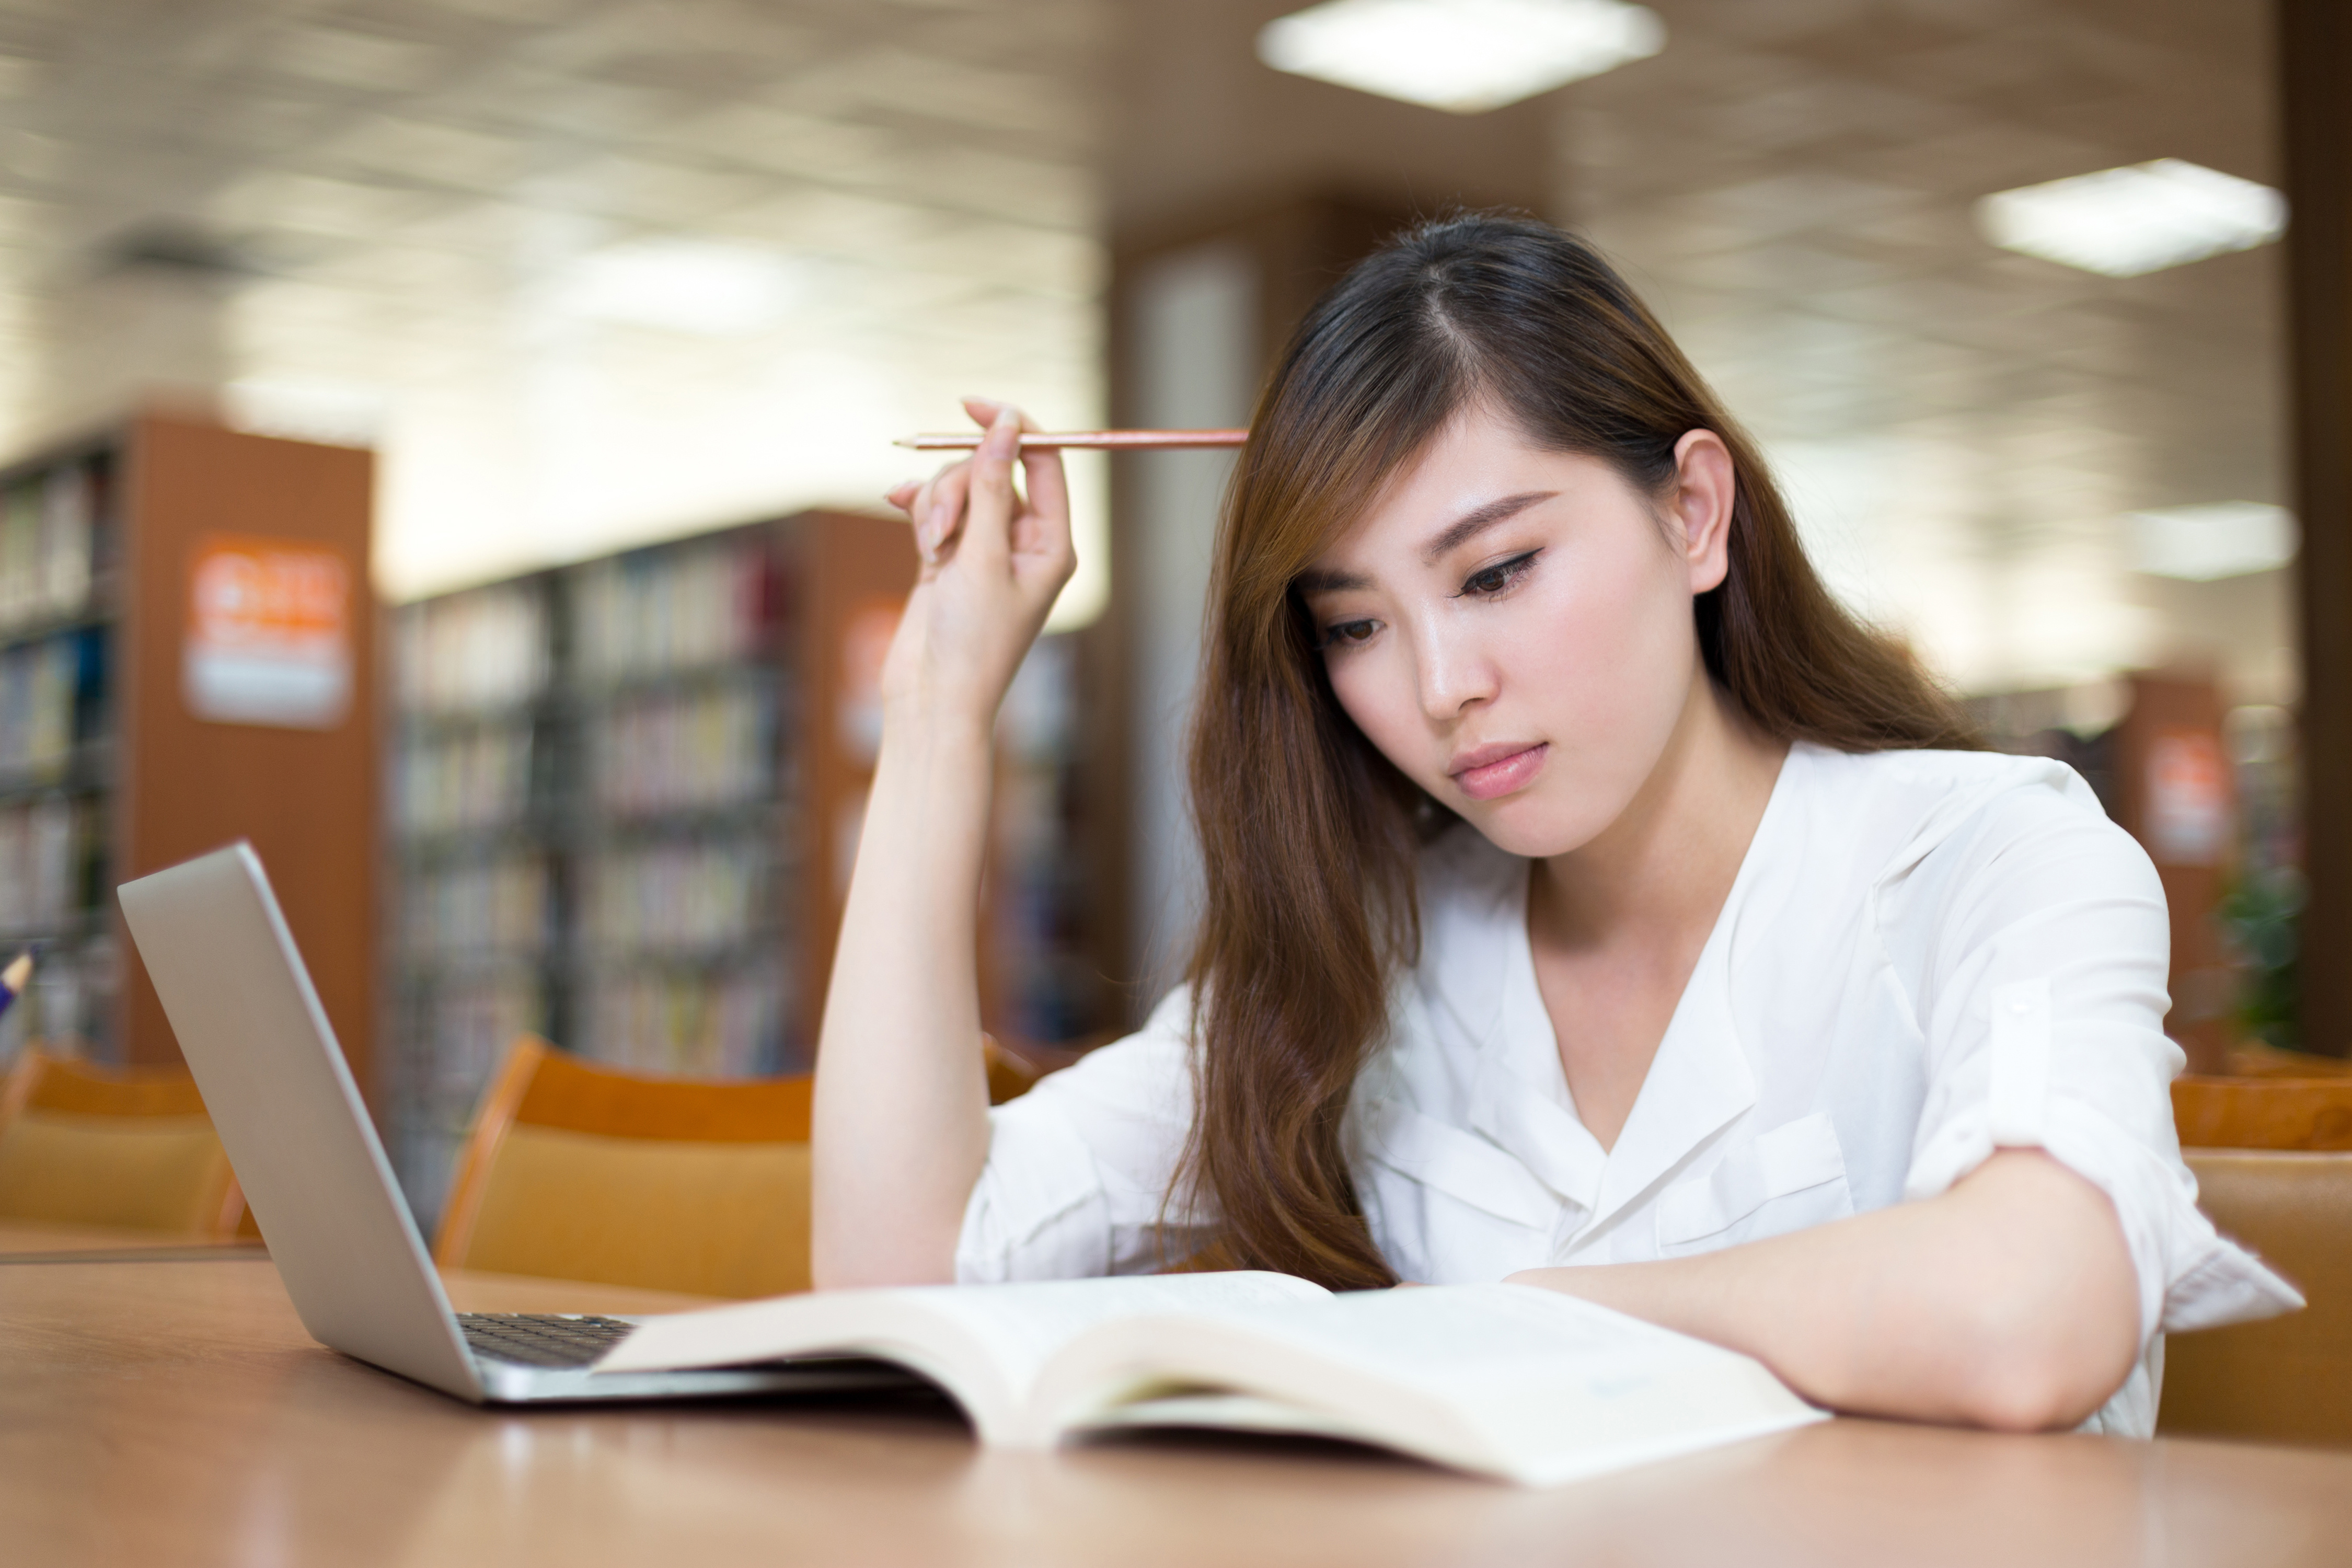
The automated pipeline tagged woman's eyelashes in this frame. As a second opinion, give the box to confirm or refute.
[1313,549,1542,649]
[1455,549,1541,600]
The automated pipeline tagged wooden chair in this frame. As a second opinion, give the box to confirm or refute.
[2172,1075,2352,1152]
[982,1031,1093,1104]
[434,1037,817,1299]
[2159,1069,2352,1444]
[0,1047,247,1236]
[2159,1150,2352,1445]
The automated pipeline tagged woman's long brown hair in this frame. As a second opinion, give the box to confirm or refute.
[1178,214,1976,1289]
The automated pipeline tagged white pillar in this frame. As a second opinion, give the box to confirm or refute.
[1125,241,1258,995]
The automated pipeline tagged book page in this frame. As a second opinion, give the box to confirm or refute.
[897,1272,1330,1406]
[1043,1284,1824,1484]
[598,1270,1327,1441]
[1191,1283,1723,1388]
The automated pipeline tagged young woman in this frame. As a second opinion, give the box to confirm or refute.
[814,214,2295,1435]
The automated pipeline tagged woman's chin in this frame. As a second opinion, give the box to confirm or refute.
[1456,794,1613,862]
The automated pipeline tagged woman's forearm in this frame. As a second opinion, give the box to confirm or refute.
[810,713,997,1287]
[1508,1151,2142,1429]
[810,400,1076,1289]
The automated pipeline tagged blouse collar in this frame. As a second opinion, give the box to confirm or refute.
[1424,742,1809,1239]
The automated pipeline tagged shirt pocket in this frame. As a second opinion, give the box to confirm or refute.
[1655,1111,1855,1255]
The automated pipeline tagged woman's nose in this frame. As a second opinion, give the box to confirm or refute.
[1416,625,1499,720]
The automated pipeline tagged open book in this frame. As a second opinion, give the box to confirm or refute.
[596,1273,1824,1485]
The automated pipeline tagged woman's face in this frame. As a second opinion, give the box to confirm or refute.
[1298,404,1735,860]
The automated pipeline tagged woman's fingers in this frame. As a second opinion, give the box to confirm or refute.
[960,395,1013,430]
[956,397,1070,570]
[884,480,920,514]
[1014,446,1072,567]
[911,398,1072,598]
[920,463,972,564]
[958,408,1020,569]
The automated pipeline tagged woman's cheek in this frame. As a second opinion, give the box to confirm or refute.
[1332,654,1446,795]
[1512,587,1620,724]
[1515,576,1674,773]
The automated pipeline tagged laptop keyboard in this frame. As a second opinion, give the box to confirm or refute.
[457,1313,637,1369]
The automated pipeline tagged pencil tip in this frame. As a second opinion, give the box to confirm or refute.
[891,438,916,448]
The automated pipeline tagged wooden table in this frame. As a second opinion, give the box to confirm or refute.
[0,1218,266,1261]
[6,1253,2350,1568]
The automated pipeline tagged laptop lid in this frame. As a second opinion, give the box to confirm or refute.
[118,843,485,1401]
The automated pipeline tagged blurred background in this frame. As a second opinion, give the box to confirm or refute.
[0,0,2330,1227]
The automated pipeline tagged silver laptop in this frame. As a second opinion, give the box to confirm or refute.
[118,841,906,1404]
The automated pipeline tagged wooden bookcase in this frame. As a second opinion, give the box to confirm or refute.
[2111,672,2238,1074]
[0,411,376,1083]
[384,509,1109,1225]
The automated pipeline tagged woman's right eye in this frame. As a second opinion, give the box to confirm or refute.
[1319,619,1380,650]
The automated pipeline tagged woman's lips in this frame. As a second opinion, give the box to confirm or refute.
[1450,742,1549,801]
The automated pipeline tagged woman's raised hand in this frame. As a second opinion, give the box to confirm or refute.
[880,397,1076,734]
[820,396,1071,1285]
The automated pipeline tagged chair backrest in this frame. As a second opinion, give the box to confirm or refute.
[982,1031,1093,1104]
[433,1037,815,1299]
[2173,1076,2352,1152]
[0,1047,246,1235]
[2158,1150,2352,1445]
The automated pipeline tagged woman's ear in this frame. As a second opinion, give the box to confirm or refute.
[1669,430,1737,594]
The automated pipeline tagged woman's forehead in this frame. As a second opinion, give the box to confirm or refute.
[1305,418,1610,572]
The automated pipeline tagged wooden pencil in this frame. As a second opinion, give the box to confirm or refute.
[894,429,1249,452]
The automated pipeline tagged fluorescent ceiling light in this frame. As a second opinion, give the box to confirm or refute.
[1977,160,2286,278]
[1258,0,1664,114]
[2128,501,2295,581]
[555,240,802,336]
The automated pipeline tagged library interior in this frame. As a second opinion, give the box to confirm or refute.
[5,1,2352,1563]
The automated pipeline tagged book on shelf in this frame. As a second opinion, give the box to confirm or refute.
[396,581,549,716]
[591,683,774,816]
[582,839,768,952]
[0,794,90,932]
[572,536,769,686]
[398,723,534,836]
[577,963,782,1078]
[596,1273,1825,1486]
[415,967,543,1098]
[0,459,98,632]
[403,853,549,957]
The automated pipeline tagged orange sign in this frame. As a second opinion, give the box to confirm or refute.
[183,535,353,729]
[2146,729,2230,867]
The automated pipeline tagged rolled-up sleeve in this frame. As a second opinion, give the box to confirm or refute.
[955,987,1215,1283]
[1898,779,2303,1347]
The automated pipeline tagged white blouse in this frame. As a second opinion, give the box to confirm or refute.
[958,742,2301,1435]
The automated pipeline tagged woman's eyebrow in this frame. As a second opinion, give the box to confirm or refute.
[1420,490,1557,563]
[1297,490,1558,594]
[1295,564,1372,593]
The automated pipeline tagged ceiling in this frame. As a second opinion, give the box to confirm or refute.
[1558,0,2288,703]
[0,0,1111,608]
[0,0,2293,699]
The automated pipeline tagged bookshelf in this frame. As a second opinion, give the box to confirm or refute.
[385,510,1109,1225]
[0,412,376,1081]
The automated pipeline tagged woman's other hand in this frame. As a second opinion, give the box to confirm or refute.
[881,397,1076,733]
[1504,1150,2141,1430]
